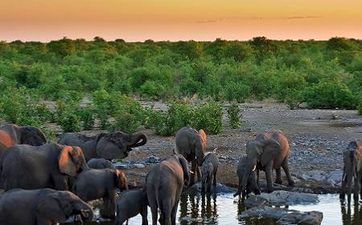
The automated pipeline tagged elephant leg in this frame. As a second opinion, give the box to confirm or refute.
[171,201,179,225]
[275,168,282,185]
[207,180,211,193]
[340,169,347,201]
[150,205,158,225]
[141,205,148,225]
[353,172,359,202]
[281,158,295,187]
[213,170,217,186]
[256,169,260,187]
[265,163,273,193]
[101,195,116,219]
[196,166,201,182]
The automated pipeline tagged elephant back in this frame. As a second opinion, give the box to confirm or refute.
[269,131,289,168]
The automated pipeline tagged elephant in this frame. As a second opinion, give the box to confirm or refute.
[146,154,190,225]
[72,168,128,219]
[234,156,261,198]
[58,131,147,161]
[0,143,88,191]
[201,152,219,193]
[116,188,148,225]
[241,130,294,193]
[0,124,47,158]
[175,127,207,185]
[87,158,115,169]
[0,188,93,225]
[340,140,362,203]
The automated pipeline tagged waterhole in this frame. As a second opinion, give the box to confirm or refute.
[63,193,361,225]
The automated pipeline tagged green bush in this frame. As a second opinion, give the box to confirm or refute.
[358,103,362,115]
[192,102,223,135]
[227,103,242,128]
[78,107,95,130]
[55,100,81,132]
[303,81,356,109]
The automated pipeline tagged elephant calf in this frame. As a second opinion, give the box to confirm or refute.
[340,140,362,203]
[73,168,128,219]
[146,154,190,225]
[0,188,93,225]
[87,158,115,169]
[116,189,148,225]
[201,152,219,193]
[234,156,261,198]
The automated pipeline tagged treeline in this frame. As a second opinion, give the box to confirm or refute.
[0,37,362,132]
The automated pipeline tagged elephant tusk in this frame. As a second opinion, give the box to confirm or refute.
[252,165,256,172]
[190,170,195,174]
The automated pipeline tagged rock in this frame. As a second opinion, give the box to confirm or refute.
[145,155,160,164]
[240,206,323,225]
[133,163,145,169]
[186,183,236,194]
[245,191,319,208]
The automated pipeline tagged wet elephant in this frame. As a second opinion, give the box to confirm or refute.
[116,189,148,225]
[58,131,147,161]
[0,188,93,225]
[0,123,47,158]
[146,154,190,225]
[175,127,207,185]
[72,168,128,219]
[201,152,219,193]
[0,143,88,191]
[241,130,294,193]
[340,140,362,203]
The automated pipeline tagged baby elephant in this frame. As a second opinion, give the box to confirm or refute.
[73,168,128,219]
[234,156,261,198]
[116,189,148,225]
[201,152,219,193]
[87,158,115,169]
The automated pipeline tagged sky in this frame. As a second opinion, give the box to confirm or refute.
[1,0,361,42]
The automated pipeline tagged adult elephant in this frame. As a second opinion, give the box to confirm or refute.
[0,188,93,225]
[146,154,190,225]
[175,127,207,185]
[0,124,47,157]
[241,130,294,193]
[58,131,147,161]
[340,140,362,203]
[0,143,88,191]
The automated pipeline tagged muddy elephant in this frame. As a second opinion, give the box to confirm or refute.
[175,127,207,185]
[146,154,190,225]
[0,143,88,191]
[116,189,148,225]
[87,158,115,169]
[241,130,294,193]
[340,140,362,203]
[0,124,47,158]
[73,168,128,219]
[0,188,93,225]
[201,152,219,193]
[58,131,147,161]
[234,156,261,198]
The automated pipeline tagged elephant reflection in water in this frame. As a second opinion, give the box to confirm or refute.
[178,192,217,224]
[341,203,362,225]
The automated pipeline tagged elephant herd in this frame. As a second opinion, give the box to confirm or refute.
[0,123,360,225]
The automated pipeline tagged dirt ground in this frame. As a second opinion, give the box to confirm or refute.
[117,101,362,194]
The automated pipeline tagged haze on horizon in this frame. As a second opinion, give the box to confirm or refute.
[1,0,362,42]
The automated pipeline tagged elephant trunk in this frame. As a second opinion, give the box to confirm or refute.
[74,201,94,222]
[128,133,147,148]
[241,157,257,195]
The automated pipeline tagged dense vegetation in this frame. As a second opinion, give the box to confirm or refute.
[0,37,361,135]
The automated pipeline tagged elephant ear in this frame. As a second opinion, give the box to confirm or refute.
[58,146,77,176]
[178,155,190,186]
[259,138,281,166]
[114,169,128,191]
[199,129,207,150]
[36,190,69,222]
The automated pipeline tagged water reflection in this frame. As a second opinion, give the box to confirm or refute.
[62,193,362,225]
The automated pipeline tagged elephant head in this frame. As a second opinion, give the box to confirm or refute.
[36,189,93,222]
[114,169,128,191]
[177,154,190,186]
[241,135,281,193]
[96,131,147,160]
[195,129,207,166]
[19,126,47,146]
[58,146,88,177]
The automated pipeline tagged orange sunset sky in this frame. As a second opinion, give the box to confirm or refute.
[1,0,361,42]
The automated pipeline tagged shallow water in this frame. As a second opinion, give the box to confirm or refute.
[63,193,362,225]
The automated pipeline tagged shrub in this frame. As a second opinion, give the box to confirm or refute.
[358,103,362,115]
[227,103,242,128]
[303,81,356,109]
[192,102,223,135]
[78,107,95,130]
[55,100,81,132]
